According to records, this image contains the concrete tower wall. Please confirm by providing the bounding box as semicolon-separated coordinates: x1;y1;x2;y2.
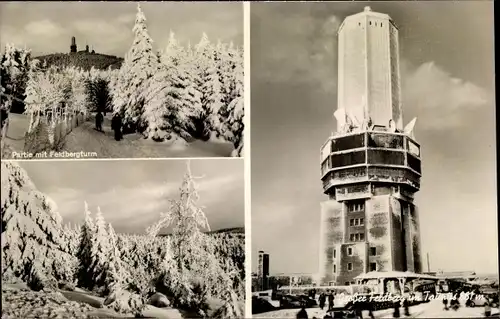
389;23;403;129
367;17;392;127
402;202;415;272
319;200;344;284
338;19;366;124
390;196;406;270
365;195;393;272
337;10;403;129
410;204;423;272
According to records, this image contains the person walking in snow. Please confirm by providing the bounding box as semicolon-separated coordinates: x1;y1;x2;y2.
392;300;400;318
111;113;122;141
297;307;308;319
402;297;410;316
485;299;492;317
442;294;449;310
95;111;104;132
328;292;334;309
319;293;326;310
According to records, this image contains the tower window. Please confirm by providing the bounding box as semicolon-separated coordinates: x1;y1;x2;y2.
347;247;353;256
333;249;336;258
370;263;377;271
369;21;372;25
370;247;377;256
333;264;337;273
348;263;353;271
349;233;365;242
350;218;365;226
348;202;364;212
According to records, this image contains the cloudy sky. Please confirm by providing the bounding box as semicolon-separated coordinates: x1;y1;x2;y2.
0;1;242;57
251;2;497;276
20;159;244;234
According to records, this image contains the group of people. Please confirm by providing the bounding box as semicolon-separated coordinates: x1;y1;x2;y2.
318;291;336;310
442;286;494;317
296;289;378;319
95;111;123;141
296;289;416;319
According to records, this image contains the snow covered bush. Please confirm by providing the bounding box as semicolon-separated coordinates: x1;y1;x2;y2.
103;288;146;316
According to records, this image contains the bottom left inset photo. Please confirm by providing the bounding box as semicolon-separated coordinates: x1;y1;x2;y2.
1;158;245;319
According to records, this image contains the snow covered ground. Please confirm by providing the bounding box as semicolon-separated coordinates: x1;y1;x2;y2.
3;113;235;158
254;299;500;318
2;282;187;319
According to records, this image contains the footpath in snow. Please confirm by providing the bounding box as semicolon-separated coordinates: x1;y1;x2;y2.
4;113;235;159
63;115;235;158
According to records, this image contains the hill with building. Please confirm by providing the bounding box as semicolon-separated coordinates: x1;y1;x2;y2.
35;36;123;71
158;227;245;237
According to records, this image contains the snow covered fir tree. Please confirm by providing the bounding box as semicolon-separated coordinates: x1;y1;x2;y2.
1;3;244;158
1;160;245;318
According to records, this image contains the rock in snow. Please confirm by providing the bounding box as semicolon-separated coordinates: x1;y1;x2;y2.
150;292;171;308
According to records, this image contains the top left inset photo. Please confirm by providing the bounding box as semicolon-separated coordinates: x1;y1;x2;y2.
0;1;244;160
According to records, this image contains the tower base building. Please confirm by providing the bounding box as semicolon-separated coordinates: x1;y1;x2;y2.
318;130;423;286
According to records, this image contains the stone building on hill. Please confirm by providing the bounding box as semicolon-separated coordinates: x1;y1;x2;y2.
69;36;95;54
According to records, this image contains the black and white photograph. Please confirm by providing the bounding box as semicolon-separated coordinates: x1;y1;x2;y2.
0;2;244;160
251;2;497;318
1;159;245;318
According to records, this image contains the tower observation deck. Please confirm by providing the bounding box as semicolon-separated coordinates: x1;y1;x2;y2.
318;7;423;286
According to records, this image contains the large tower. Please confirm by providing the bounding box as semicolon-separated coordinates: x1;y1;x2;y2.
257;251;270;291
70;36;77;53
318;7;422;286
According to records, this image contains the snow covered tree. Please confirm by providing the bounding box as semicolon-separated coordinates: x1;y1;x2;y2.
63;222;81;256
23;59;44;133
1;161;75;290
67;67;89;115
113;3;158;134
103;223;127;296
104;224;147;315
89;206;110;294
146;161;242;316
24;65;72;143
188;33;225;141
143;32;199;143
146;161;211;309
225;57;244;157
86;67;112;114
163;31;184;67
1;44;32;114
76;202;95;290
